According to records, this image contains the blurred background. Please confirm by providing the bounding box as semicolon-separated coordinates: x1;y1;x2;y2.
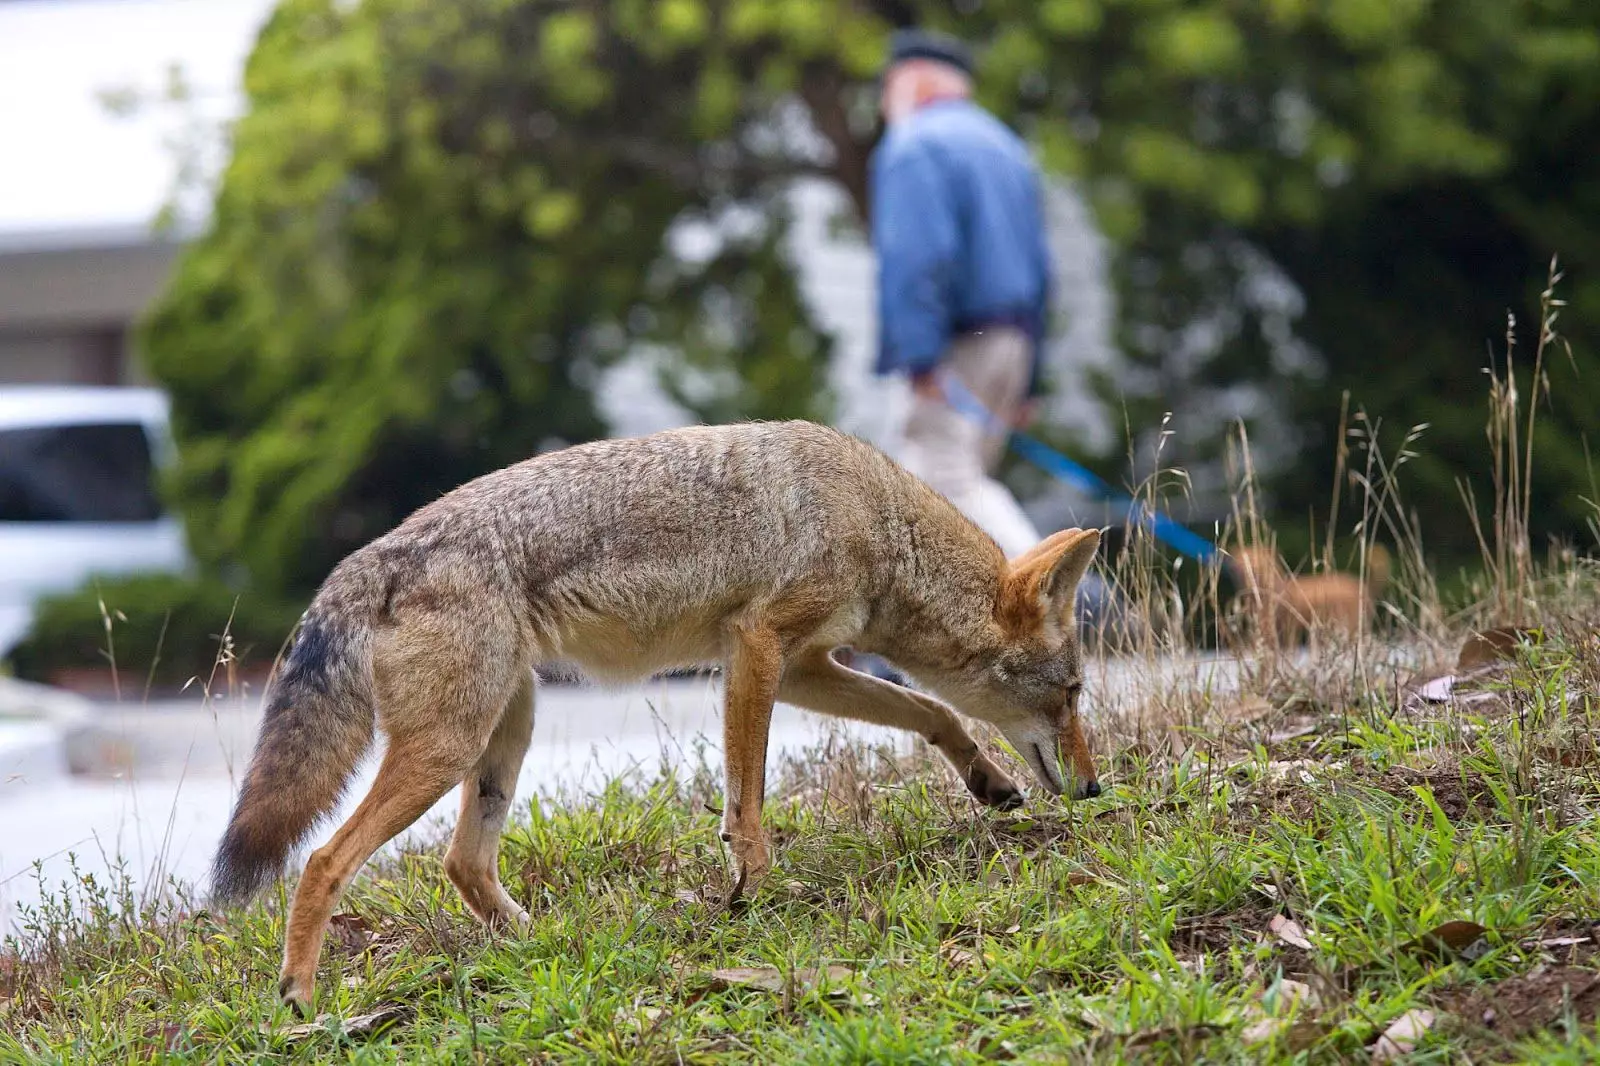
0;0;1596;688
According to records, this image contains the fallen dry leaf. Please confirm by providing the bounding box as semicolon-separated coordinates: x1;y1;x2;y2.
1265;760;1324;784
941;943;979;968
326;913;373;954
1417;676;1456;704
1371;1008;1434;1062
277;1003;409;1042
1240;974;1324;1048
1242;1017;1324;1051
1406;920;1488;962
1270;978;1319;1012
1269;914;1314;951
1537;936;1592;949
708;965;854;994
1458;627;1541;670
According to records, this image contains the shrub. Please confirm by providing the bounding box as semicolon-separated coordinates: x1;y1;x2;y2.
7;573;305;693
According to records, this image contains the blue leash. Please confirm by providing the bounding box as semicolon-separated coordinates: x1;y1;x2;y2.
935;373;1221;564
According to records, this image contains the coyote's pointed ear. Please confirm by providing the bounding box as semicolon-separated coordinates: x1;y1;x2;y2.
1039;528;1100;610
1005;527;1081;572
999;528;1101;632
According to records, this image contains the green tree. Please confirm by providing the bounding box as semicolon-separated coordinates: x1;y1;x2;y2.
146;0;1600;600
1264;2;1600;559
978;0;1598;559
143;0;859;596
893;0;1596;562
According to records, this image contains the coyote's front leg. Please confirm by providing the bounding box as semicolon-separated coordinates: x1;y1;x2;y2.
720;619;783;895
777;650;1023;809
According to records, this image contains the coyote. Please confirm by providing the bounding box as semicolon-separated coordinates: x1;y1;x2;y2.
210;421;1102;1013
1230;544;1390;647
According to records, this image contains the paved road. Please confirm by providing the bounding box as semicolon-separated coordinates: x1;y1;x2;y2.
0;655;1245;934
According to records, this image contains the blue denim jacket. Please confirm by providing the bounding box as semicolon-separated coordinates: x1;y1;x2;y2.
871;99;1053;394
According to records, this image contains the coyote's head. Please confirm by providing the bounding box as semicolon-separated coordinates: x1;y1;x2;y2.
934;527;1103;800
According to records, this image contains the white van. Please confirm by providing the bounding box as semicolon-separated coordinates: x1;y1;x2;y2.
0;387;190;656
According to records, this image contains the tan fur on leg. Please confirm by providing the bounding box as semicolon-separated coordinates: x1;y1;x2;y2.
444;672;535;928
778;649;1022;809
720;618;782;896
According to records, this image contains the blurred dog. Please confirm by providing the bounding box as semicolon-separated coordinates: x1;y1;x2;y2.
1229;544;1390;647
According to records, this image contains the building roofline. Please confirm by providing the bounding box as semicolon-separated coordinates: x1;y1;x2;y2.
0;220;198;257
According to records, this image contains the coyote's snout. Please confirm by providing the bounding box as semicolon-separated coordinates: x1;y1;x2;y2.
210;421;1101;1013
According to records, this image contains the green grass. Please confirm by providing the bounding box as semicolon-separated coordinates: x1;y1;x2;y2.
4;634;1599;1063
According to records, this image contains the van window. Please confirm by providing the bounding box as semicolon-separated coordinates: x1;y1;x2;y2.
0;422;164;523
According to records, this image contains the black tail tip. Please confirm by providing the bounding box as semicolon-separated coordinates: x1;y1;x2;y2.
208;830;280;910
207;864;265;912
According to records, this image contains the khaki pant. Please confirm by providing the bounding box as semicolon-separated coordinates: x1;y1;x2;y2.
897;327;1041;558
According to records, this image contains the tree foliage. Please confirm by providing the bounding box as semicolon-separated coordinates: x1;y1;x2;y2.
1265;1;1600;557
943;0;1597;559
144;0;1600;598
144;0;849;595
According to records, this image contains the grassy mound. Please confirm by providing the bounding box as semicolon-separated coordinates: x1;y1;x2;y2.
4;625;1599;1063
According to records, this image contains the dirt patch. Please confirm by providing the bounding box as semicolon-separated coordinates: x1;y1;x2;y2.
1377;765;1499;823
1170;904;1277;957
1437;965;1600;1044
980;815;1079;850
1233;777;1325;826
1432;921;1600;1055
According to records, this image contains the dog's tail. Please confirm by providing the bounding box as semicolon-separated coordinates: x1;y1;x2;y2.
210;562;386;908
1364;543;1392;602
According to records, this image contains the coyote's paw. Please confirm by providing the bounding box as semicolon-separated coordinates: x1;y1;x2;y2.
964;760;1025;811
726;833;770;901
277;972;313;1018
485;899;531;931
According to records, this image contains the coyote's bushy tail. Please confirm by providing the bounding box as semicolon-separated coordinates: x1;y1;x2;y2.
210;596;378;908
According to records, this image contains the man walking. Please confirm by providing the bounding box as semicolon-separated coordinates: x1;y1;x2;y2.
872;28;1052;560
